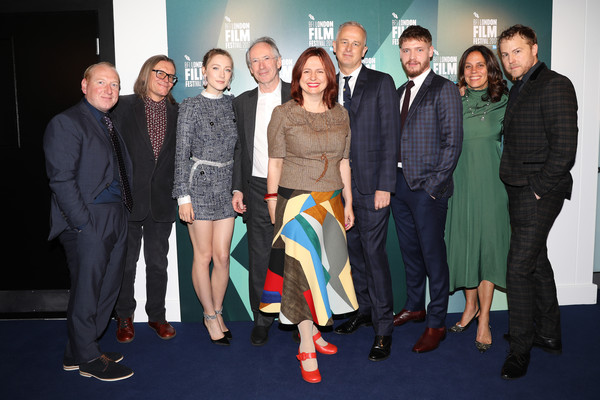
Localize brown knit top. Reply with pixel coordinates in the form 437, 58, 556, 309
268, 99, 351, 192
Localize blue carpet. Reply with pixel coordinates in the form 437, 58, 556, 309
2, 298, 599, 400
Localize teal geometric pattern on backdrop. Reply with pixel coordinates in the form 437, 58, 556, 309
168, 0, 552, 321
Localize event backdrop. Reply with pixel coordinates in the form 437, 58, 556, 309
166, 0, 553, 322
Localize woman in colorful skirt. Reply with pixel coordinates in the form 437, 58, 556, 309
260, 47, 358, 383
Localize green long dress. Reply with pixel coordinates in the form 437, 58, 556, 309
445, 88, 510, 292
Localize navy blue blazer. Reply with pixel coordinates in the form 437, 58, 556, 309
397, 70, 463, 199
343, 65, 400, 195
44, 98, 133, 240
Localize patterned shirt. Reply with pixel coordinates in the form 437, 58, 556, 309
144, 96, 167, 159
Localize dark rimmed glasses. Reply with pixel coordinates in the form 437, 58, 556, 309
152, 69, 178, 84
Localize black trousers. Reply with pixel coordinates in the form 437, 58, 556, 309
346, 177, 394, 336
115, 216, 173, 322
246, 176, 275, 327
60, 203, 128, 364
505, 185, 565, 354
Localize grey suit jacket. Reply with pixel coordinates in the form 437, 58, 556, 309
232, 81, 291, 209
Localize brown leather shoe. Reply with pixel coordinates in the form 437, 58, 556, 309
393, 309, 426, 326
116, 317, 135, 343
412, 327, 446, 353
148, 321, 176, 340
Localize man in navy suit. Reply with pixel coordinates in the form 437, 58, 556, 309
112, 55, 179, 343
232, 37, 291, 345
331, 21, 400, 362
390, 25, 463, 353
44, 62, 134, 381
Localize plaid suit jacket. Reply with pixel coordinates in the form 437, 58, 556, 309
397, 70, 463, 199
500, 63, 578, 198
344, 66, 400, 195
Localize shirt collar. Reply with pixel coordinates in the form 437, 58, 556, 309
258, 79, 282, 98
340, 64, 363, 80
201, 90, 223, 99
520, 61, 542, 85
409, 67, 430, 88
83, 97, 107, 126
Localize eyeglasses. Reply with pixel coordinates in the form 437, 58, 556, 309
152, 69, 178, 84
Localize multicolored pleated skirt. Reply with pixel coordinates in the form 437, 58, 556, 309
259, 187, 358, 326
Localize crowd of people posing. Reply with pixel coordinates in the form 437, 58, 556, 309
44, 21, 578, 384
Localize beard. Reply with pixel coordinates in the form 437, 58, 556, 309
402, 60, 430, 78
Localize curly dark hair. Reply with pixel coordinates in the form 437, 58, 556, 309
458, 45, 507, 103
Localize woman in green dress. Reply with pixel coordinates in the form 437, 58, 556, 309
445, 45, 509, 352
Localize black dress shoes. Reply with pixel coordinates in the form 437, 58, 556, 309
334, 313, 372, 335
250, 325, 269, 346
533, 335, 562, 354
503, 333, 562, 354
368, 335, 392, 362
501, 352, 530, 380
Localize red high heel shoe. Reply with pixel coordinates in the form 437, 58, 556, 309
297, 351, 321, 383
312, 332, 337, 355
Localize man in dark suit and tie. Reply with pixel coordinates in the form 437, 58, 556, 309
331, 21, 400, 362
112, 55, 179, 343
497, 25, 578, 380
44, 62, 134, 381
390, 25, 462, 353
232, 37, 291, 346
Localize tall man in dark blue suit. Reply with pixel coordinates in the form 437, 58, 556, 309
331, 21, 400, 362
390, 25, 463, 353
44, 62, 134, 381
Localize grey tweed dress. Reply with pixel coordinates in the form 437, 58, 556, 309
173, 92, 238, 220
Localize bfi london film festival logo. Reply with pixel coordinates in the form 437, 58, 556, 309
183, 55, 203, 88
307, 14, 334, 47
472, 12, 498, 49
432, 49, 458, 83
391, 13, 417, 46
224, 16, 251, 49
280, 58, 294, 83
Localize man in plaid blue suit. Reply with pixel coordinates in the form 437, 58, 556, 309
390, 25, 463, 354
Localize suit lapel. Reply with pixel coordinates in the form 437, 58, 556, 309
132, 98, 154, 156
504, 63, 546, 128
405, 69, 434, 123
244, 88, 259, 161
350, 65, 368, 113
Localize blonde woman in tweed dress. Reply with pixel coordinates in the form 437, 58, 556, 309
173, 49, 237, 345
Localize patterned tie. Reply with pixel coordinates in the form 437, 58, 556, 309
343, 76, 352, 111
399, 80, 415, 162
102, 114, 133, 212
